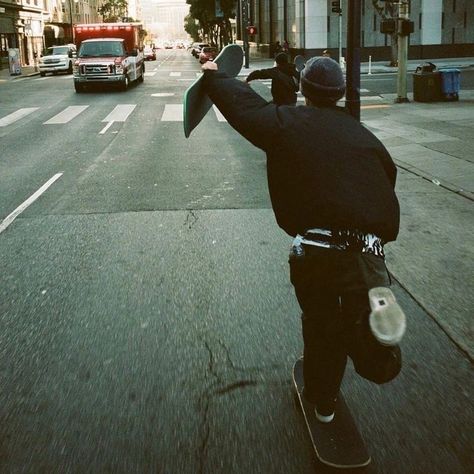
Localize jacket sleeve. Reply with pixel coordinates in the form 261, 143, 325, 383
246, 68, 274, 82
202, 71, 282, 151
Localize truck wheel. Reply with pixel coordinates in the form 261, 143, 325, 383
40, 72, 46, 77
74, 83, 83, 93
121, 75, 129, 91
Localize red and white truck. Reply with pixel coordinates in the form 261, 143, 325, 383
73, 22, 145, 92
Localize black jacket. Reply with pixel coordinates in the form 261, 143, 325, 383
203, 72, 400, 242
247, 63, 300, 105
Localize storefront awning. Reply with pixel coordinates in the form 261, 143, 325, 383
0, 17, 15, 34
44, 25, 65, 38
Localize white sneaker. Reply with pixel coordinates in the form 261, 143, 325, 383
369, 287, 406, 346
315, 407, 335, 423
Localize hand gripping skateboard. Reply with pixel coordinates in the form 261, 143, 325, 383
293, 358, 371, 469
183, 44, 244, 138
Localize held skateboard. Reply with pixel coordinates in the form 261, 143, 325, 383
183, 44, 244, 138
292, 358, 371, 469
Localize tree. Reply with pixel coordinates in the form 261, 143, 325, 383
186, 0, 236, 48
98, 0, 128, 23
372, 0, 398, 66
184, 14, 201, 42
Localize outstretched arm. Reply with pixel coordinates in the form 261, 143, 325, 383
201, 62, 283, 151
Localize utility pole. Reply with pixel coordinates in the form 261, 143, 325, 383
396, 0, 411, 103
346, 0, 361, 121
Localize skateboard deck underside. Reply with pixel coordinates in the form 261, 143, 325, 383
293, 358, 371, 469
183, 44, 243, 138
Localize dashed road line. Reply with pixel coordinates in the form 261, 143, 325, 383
0, 173, 63, 235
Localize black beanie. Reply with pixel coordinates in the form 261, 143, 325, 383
275, 52, 289, 65
300, 56, 345, 103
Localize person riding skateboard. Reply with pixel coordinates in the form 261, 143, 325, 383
246, 52, 300, 106
201, 56, 406, 423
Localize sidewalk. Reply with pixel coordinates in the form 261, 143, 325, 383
0, 64, 40, 82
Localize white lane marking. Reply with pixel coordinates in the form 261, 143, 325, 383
34, 77, 49, 81
161, 104, 183, 121
169, 72, 181, 77
144, 72, 157, 77
213, 105, 227, 122
196, 72, 202, 77
153, 68, 158, 71
262, 81, 271, 85
44, 105, 89, 124
361, 96, 384, 101
360, 88, 370, 93
0, 107, 39, 127
151, 93, 175, 97
0, 173, 63, 235
102, 104, 136, 122
99, 121, 114, 134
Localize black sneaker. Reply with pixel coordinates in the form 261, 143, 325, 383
368, 287, 406, 346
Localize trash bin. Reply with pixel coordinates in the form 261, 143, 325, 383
413, 62, 441, 102
439, 68, 460, 101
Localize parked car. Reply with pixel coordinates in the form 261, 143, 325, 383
38, 44, 76, 76
144, 46, 156, 61
199, 46, 218, 64
191, 42, 209, 58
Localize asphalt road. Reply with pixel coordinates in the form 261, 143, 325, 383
0, 49, 472, 473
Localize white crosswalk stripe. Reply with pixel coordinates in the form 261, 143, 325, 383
0, 107, 39, 127
161, 104, 182, 121
102, 104, 136, 122
1, 102, 234, 129
169, 72, 181, 77
213, 105, 227, 122
44, 105, 89, 124
144, 72, 157, 77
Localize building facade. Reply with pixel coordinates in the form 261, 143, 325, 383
241, 0, 474, 59
1, 0, 103, 69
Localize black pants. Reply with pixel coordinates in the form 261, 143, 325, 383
289, 244, 401, 413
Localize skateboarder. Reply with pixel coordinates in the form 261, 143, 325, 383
201, 56, 405, 424
246, 52, 300, 106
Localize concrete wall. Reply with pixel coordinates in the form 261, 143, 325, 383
305, 0, 327, 49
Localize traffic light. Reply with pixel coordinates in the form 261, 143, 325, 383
400, 19, 414, 36
380, 19, 396, 34
247, 25, 257, 35
331, 1, 342, 14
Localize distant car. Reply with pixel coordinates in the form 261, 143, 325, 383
38, 44, 76, 76
192, 42, 209, 58
199, 46, 218, 64
144, 46, 156, 61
